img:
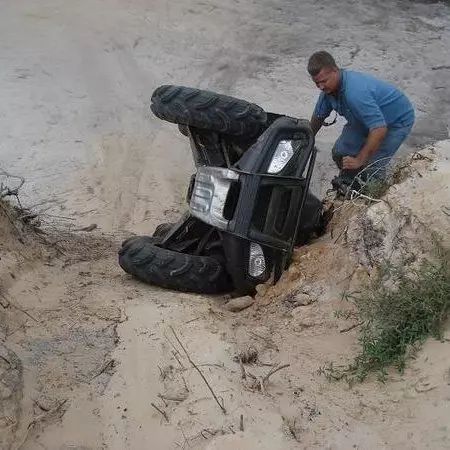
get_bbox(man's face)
[312,68,339,95]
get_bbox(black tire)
[121,235,156,250]
[118,238,232,294]
[151,85,267,138]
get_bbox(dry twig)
[0,169,25,198]
[151,402,169,423]
[164,332,185,369]
[333,224,349,244]
[14,399,68,450]
[182,375,189,392]
[89,359,116,381]
[339,321,364,333]
[0,201,24,243]
[282,416,301,442]
[248,331,279,351]
[158,393,188,403]
[185,316,201,324]
[263,364,290,384]
[0,291,39,323]
[172,350,185,369]
[239,358,246,380]
[183,363,224,370]
[349,190,383,203]
[170,326,226,414]
[244,364,290,393]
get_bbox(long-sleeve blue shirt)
[313,70,415,131]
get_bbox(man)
[308,51,415,183]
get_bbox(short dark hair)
[307,51,338,76]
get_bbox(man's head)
[308,51,340,95]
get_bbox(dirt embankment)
[0,205,125,450]
[1,141,450,450]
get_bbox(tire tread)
[151,85,267,138]
[119,239,231,294]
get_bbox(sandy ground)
[1,0,450,449]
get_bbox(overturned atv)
[118,85,326,295]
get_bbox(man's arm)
[310,92,331,136]
[342,127,388,169]
[310,115,324,136]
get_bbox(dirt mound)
[257,142,449,308]
[0,201,47,296]
[0,202,39,449]
[0,345,22,450]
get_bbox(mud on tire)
[151,85,267,138]
[118,238,232,294]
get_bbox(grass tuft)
[361,178,390,199]
[323,252,450,384]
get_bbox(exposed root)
[243,363,290,393]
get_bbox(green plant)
[360,178,390,199]
[327,253,450,384]
[333,307,356,320]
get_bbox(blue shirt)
[313,70,415,131]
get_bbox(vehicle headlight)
[267,140,294,174]
[248,242,266,277]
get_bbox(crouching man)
[308,51,415,184]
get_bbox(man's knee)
[367,125,413,178]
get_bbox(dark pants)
[332,122,414,180]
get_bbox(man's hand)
[342,155,365,170]
[344,127,388,171]
[341,127,388,171]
